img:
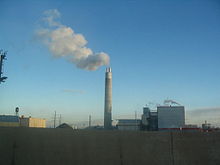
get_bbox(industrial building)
[141,100,185,131]
[116,119,141,131]
[20,116,46,128]
[0,115,46,128]
[101,69,188,132]
[0,115,20,127]
[141,107,158,131]
[116,100,185,131]
[157,105,185,130]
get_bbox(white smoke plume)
[36,9,110,70]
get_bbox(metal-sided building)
[157,106,185,129]
[0,115,20,127]
[141,107,158,131]
[116,119,141,131]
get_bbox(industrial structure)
[141,100,185,131]
[117,119,141,131]
[202,121,211,130]
[0,115,20,127]
[20,116,46,128]
[0,50,7,83]
[116,100,186,131]
[0,115,46,128]
[141,107,158,131]
[157,105,185,130]
[104,67,112,129]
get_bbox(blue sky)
[0,0,220,124]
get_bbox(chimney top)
[106,67,111,73]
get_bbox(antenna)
[0,50,8,83]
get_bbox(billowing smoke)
[36,9,110,70]
[163,99,180,106]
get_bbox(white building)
[157,106,185,129]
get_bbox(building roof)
[56,123,73,129]
[157,105,184,108]
[0,115,19,122]
[117,119,141,124]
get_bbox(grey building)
[141,107,158,131]
[157,106,185,129]
[117,119,141,131]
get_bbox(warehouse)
[157,105,185,130]
[116,119,141,131]
[0,115,20,127]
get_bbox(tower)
[104,67,112,129]
[0,50,8,83]
[15,107,19,116]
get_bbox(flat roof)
[0,115,19,122]
[157,106,184,108]
[117,119,141,124]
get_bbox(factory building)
[157,106,185,130]
[141,101,185,131]
[0,115,46,128]
[116,119,141,131]
[141,107,158,131]
[20,116,46,128]
[0,115,20,127]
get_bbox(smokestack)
[104,67,112,129]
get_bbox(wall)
[0,127,220,165]
[0,122,19,127]
[29,118,46,128]
[19,118,29,127]
[20,117,46,128]
[158,106,185,128]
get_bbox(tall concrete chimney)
[104,67,112,129]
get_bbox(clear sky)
[0,0,220,124]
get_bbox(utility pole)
[135,111,137,121]
[59,114,61,126]
[0,50,8,83]
[54,111,56,128]
[135,111,137,130]
[89,115,91,127]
